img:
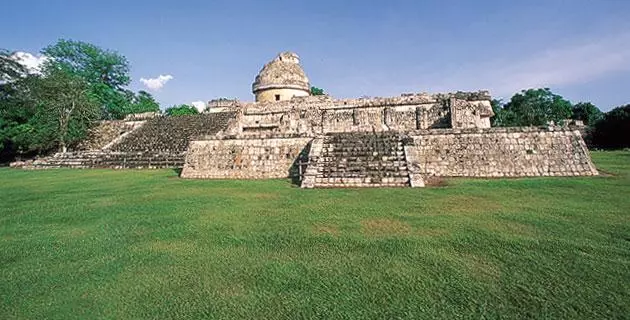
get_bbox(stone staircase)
[22,113,235,169]
[302,131,417,188]
[25,151,185,169]
[109,113,235,153]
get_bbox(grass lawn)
[1,151,629,319]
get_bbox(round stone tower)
[252,52,311,102]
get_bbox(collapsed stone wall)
[181,135,311,179]
[405,127,598,178]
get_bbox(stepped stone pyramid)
[15,51,598,188]
[24,113,235,169]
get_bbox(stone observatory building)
[20,52,598,188]
[252,52,311,102]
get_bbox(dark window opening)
[275,94,280,101]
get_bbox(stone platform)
[179,126,597,188]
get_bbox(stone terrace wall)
[405,127,598,178]
[181,135,312,179]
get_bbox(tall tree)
[42,39,131,119]
[571,102,603,126]
[501,88,572,126]
[32,67,100,152]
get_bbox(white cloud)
[140,74,173,91]
[431,31,630,97]
[191,101,206,112]
[11,51,48,74]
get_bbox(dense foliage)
[165,104,199,116]
[42,39,132,119]
[310,86,324,96]
[571,102,603,126]
[32,67,100,152]
[1,40,164,160]
[0,66,100,155]
[493,88,572,126]
[592,104,630,149]
[490,88,629,149]
[129,90,160,114]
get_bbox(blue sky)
[2,0,629,111]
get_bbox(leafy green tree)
[41,39,130,88]
[0,75,38,154]
[501,88,572,126]
[572,102,603,126]
[490,98,517,127]
[310,86,324,96]
[88,83,131,119]
[42,39,131,119]
[593,104,630,149]
[165,104,199,117]
[32,67,100,152]
[129,90,160,114]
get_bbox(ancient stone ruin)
[20,52,598,187]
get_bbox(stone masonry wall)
[405,127,598,178]
[227,91,491,137]
[181,136,312,179]
[320,103,451,133]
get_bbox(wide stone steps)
[21,113,236,170]
[303,131,412,188]
[24,152,185,169]
[109,113,234,153]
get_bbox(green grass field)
[1,151,629,319]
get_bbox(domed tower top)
[252,52,311,102]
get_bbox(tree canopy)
[1,39,136,158]
[42,39,132,119]
[571,102,603,126]
[42,39,130,88]
[493,88,572,127]
[0,66,99,155]
[32,66,100,152]
[592,104,630,149]
[165,104,199,117]
[310,86,324,96]
[128,90,160,114]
